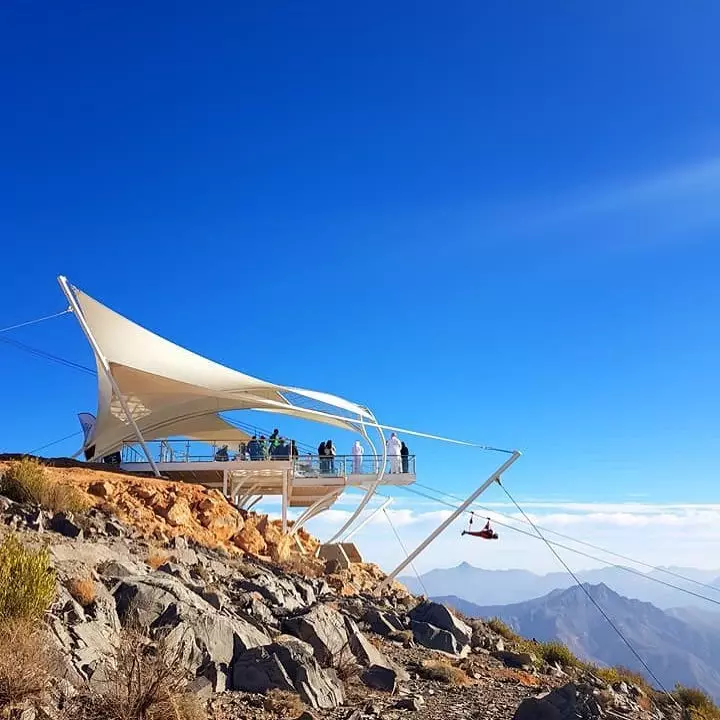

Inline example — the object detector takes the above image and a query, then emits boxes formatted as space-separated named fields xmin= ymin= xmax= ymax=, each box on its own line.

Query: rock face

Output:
xmin=232 ymin=643 xmax=345 ymax=708
xmin=284 ymin=604 xmax=352 ymax=666
xmin=113 ymin=573 xmax=270 ymax=690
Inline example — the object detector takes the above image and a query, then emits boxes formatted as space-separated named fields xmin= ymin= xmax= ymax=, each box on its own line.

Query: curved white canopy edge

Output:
xmin=60 ymin=280 xmax=374 ymax=459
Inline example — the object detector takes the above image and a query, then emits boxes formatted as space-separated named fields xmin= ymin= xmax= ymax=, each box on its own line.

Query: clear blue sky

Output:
xmin=2 ymin=0 xmax=720 ymax=518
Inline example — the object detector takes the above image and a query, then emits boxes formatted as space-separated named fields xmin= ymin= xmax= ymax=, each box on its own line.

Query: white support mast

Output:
xmin=376 ymin=450 xmax=521 ymax=592
xmin=57 ymin=276 xmax=162 ymax=478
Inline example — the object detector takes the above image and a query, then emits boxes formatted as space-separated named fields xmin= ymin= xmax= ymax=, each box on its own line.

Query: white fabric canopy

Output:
xmin=65 ymin=282 xmax=373 ymax=459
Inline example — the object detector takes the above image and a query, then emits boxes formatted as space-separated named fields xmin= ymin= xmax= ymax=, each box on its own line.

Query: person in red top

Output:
xmin=462 ymin=518 xmax=498 ymax=540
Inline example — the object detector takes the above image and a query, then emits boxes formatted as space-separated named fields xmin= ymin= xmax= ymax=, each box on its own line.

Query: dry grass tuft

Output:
xmin=147 ymin=550 xmax=171 ymax=570
xmin=67 ymin=577 xmax=97 ymax=607
xmin=0 ymin=534 xmax=56 ymax=622
xmin=262 ymin=689 xmax=305 ymax=718
xmin=673 ymin=685 xmax=720 ymax=720
xmin=388 ymin=629 xmax=414 ymax=646
xmin=67 ymin=625 xmax=206 ymax=720
xmin=536 ymin=640 xmax=579 ymax=668
xmin=326 ymin=640 xmax=360 ymax=682
xmin=0 ymin=620 xmax=61 ymax=712
xmin=486 ymin=617 xmax=520 ymax=642
xmin=0 ymin=457 xmax=89 ymax=514
xmin=419 ymin=659 xmax=470 ymax=686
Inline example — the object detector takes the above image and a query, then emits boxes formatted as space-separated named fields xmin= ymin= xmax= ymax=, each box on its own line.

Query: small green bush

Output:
xmin=1 ymin=457 xmax=88 ymax=514
xmin=537 ymin=640 xmax=580 ymax=668
xmin=0 ymin=534 xmax=56 ymax=621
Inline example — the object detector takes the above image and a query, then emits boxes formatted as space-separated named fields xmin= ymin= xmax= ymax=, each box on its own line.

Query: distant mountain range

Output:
xmin=434 ymin=584 xmax=720 ymax=702
xmin=400 ymin=562 xmax=720 ymax=609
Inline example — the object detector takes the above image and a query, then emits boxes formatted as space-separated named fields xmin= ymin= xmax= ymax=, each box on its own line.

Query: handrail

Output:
xmin=120 ymin=441 xmax=416 ymax=476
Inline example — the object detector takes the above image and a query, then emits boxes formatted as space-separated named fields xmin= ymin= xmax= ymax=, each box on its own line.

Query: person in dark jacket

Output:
xmin=318 ymin=441 xmax=327 ymax=473
xmin=400 ymin=441 xmax=409 ymax=473
xmin=325 ymin=439 xmax=336 ymax=473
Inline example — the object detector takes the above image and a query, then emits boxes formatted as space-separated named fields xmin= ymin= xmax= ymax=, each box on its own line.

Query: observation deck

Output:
xmin=120 ymin=440 xmax=416 ymax=517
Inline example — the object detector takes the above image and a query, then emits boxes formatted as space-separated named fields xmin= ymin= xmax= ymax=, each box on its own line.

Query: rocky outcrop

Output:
xmin=232 ymin=643 xmax=345 ymax=708
xmin=113 ymin=573 xmax=270 ymax=690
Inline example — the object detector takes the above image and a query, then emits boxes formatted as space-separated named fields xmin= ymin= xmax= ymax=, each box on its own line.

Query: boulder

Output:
xmin=494 ymin=649 xmax=536 ymax=669
xmin=408 ymin=601 xmax=471 ymax=648
xmin=104 ymin=519 xmax=124 ymax=536
xmin=344 ymin=616 xmax=409 ymax=681
xmin=97 ymin=560 xmax=146 ymax=579
xmin=512 ymin=684 xmax=598 ymax=720
xmin=411 ymin=620 xmax=466 ymax=656
xmin=231 ymin=524 xmax=267 ymax=555
xmin=88 ymin=481 xmax=114 ymax=499
xmin=50 ymin=512 xmax=83 ymax=539
xmin=232 ymin=643 xmax=345 ymax=709
xmin=160 ymin=497 xmax=194 ymax=527
xmin=284 ymin=604 xmax=350 ymax=666
xmin=361 ymin=664 xmax=399 ymax=692
xmin=238 ymin=570 xmax=308 ymax=613
xmin=364 ymin=608 xmax=405 ymax=636
xmin=274 ymin=634 xmax=316 ymax=659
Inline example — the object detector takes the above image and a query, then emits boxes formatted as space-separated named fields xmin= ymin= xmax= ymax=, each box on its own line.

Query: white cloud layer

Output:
xmin=247 ymin=497 xmax=720 ymax=576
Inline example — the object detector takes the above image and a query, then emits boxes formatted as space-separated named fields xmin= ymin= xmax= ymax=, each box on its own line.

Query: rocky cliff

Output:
xmin=0 ymin=458 xmax=686 ymax=720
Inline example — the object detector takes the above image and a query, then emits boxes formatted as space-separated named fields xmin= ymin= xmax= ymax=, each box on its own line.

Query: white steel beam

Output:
xmin=376 ymin=451 xmax=521 ymax=592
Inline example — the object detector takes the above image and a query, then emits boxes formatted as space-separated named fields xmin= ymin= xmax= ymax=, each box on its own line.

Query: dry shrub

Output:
xmin=388 ymin=629 xmax=414 ymax=645
xmin=147 ymin=550 xmax=171 ymax=570
xmin=419 ymin=660 xmax=470 ymax=686
xmin=536 ymin=640 xmax=579 ymax=668
xmin=262 ymin=689 xmax=304 ymax=718
xmin=67 ymin=577 xmax=97 ymax=607
xmin=0 ymin=457 xmax=89 ymax=514
xmin=0 ymin=534 xmax=56 ymax=621
xmin=0 ymin=620 xmax=61 ymax=712
xmin=486 ymin=617 xmax=519 ymax=642
xmin=326 ymin=641 xmax=359 ymax=682
xmin=68 ymin=626 xmax=206 ymax=720
xmin=674 ymin=685 xmax=720 ymax=720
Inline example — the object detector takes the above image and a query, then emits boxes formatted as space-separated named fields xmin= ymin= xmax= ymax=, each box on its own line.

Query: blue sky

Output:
xmin=2 ymin=1 xmax=720 ymax=572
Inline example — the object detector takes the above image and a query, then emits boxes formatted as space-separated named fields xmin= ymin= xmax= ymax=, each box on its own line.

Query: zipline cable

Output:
xmin=496 ymin=479 xmax=680 ymax=708
xmin=399 ymin=484 xmax=720 ymax=610
xmin=0 ymin=308 xmax=71 ymax=334
xmin=28 ymin=431 xmax=83 ymax=455
xmin=414 ymin=481 xmax=720 ymax=597
xmin=0 ymin=336 xmax=95 ymax=375
xmin=383 ymin=507 xmax=429 ymax=597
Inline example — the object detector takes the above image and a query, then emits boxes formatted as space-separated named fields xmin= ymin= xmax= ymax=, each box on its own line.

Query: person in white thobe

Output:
xmin=351 ymin=440 xmax=364 ymax=474
xmin=387 ymin=433 xmax=402 ymax=474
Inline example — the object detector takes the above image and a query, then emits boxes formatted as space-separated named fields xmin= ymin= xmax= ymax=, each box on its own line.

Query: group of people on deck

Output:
xmin=215 ymin=429 xmax=410 ymax=474
xmin=347 ymin=432 xmax=410 ymax=474
xmin=216 ymin=429 xmax=299 ymax=461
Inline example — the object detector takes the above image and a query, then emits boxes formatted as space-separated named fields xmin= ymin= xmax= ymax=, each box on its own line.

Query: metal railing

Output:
xmin=120 ymin=441 xmax=416 ymax=477
xmin=294 ymin=454 xmax=416 ymax=477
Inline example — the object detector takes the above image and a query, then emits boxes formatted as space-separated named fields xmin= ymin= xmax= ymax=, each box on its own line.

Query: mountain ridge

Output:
xmin=433 ymin=583 xmax=720 ymax=702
